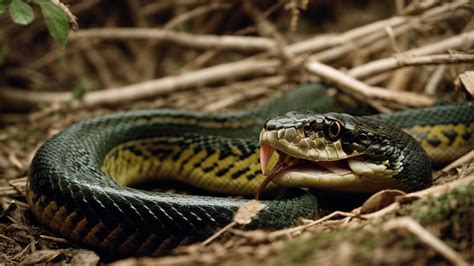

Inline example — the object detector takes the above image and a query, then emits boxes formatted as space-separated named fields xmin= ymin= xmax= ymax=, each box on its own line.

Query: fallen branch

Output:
xmin=1 ymin=1 xmax=469 ymax=108
xmin=81 ymin=59 xmax=279 ymax=106
xmin=384 ymin=217 xmax=469 ymax=266
xmin=348 ymin=31 xmax=474 ymax=79
xmin=305 ymin=61 xmax=435 ymax=107
xmin=70 ymin=28 xmax=276 ymax=52
xmin=393 ymin=53 xmax=474 ymax=66
xmin=310 ymin=1 xmax=470 ymax=63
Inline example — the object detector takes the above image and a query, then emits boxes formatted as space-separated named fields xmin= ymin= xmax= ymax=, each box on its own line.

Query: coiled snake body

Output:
xmin=27 ymin=84 xmax=473 ymax=257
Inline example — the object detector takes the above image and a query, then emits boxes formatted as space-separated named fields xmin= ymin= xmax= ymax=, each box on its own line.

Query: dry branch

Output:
xmin=1 ymin=1 xmax=470 ymax=108
xmin=425 ymin=65 xmax=448 ymax=95
xmin=81 ymin=59 xmax=279 ymax=106
xmin=348 ymin=31 xmax=474 ymax=79
xmin=305 ymin=61 xmax=435 ymax=107
xmin=163 ymin=3 xmax=231 ymax=30
xmin=384 ymin=217 xmax=469 ymax=265
xmin=309 ymin=1 xmax=470 ymax=63
xmin=393 ymin=53 xmax=474 ymax=66
xmin=69 ymin=28 xmax=276 ymax=52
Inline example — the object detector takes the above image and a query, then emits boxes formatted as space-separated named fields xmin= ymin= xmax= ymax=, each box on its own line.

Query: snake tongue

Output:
xmin=255 ymin=159 xmax=287 ymax=200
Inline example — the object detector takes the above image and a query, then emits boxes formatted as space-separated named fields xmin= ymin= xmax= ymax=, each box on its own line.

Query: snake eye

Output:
xmin=328 ymin=121 xmax=341 ymax=140
xmin=303 ymin=125 xmax=312 ymax=137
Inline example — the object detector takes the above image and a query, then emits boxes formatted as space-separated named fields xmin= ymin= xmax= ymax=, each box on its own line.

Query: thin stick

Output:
xmin=164 ymin=3 xmax=231 ymax=30
xmin=306 ymin=61 xmax=434 ymax=107
xmin=393 ymin=53 xmax=474 ymax=66
xmin=82 ymin=59 xmax=279 ymax=106
xmin=407 ymin=173 xmax=474 ymax=199
xmin=268 ymin=211 xmax=357 ymax=239
xmin=70 ymin=28 xmax=276 ymax=52
xmin=441 ymin=151 xmax=474 ymax=173
xmin=39 ymin=234 xmax=70 ymax=244
xmin=362 ymin=173 xmax=474 ymax=219
xmin=425 ymin=65 xmax=448 ymax=95
xmin=2 ymin=2 xmax=469 ymax=107
xmin=201 ymin=221 xmax=236 ymax=246
xmin=384 ymin=217 xmax=469 ymax=266
xmin=348 ymin=31 xmax=474 ymax=79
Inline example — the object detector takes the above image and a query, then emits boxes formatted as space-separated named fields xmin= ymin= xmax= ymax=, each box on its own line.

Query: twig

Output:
xmin=70 ymin=28 xmax=276 ymax=52
xmin=267 ymin=211 xmax=357 ymax=239
xmin=363 ymin=72 xmax=392 ymax=86
xmin=384 ymin=217 xmax=469 ymax=266
xmin=164 ymin=3 xmax=231 ymax=30
xmin=201 ymin=222 xmax=236 ymax=247
xmin=8 ymin=152 xmax=24 ymax=170
xmin=81 ymin=59 xmax=279 ymax=106
xmin=348 ymin=31 xmax=474 ymax=79
xmin=243 ymin=0 xmax=293 ymax=63
xmin=2 ymin=1 xmax=469 ymax=108
xmin=39 ymin=234 xmax=70 ymax=244
xmin=310 ymin=1 xmax=470 ymax=63
xmin=362 ymin=173 xmax=474 ymax=219
xmin=0 ymin=88 xmax=71 ymax=106
xmin=441 ymin=151 xmax=474 ymax=173
xmin=203 ymin=76 xmax=285 ymax=111
xmin=387 ymin=67 xmax=415 ymax=91
xmin=406 ymin=173 xmax=474 ymax=199
xmin=0 ymin=234 xmax=15 ymax=243
xmin=394 ymin=53 xmax=474 ymax=66
xmin=51 ymin=0 xmax=78 ymax=30
xmin=305 ymin=61 xmax=435 ymax=107
xmin=425 ymin=65 xmax=448 ymax=95
xmin=79 ymin=40 xmax=116 ymax=88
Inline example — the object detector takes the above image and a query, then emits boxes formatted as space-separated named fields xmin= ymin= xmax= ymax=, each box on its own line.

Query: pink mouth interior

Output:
xmin=256 ymin=144 xmax=353 ymax=199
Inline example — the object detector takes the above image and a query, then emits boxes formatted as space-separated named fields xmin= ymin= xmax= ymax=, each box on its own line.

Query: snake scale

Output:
xmin=27 ymin=84 xmax=473 ymax=258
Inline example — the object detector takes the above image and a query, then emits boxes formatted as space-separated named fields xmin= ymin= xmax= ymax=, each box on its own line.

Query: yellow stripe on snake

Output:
xmin=27 ymin=84 xmax=473 ymax=258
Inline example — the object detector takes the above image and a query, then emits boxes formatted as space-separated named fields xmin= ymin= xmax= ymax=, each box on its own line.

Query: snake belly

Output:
xmin=26 ymin=84 xmax=473 ymax=257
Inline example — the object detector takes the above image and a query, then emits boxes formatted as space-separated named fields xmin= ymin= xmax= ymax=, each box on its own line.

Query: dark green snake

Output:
xmin=27 ymin=84 xmax=473 ymax=258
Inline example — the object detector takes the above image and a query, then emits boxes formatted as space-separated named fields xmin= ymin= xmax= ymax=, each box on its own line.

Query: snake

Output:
xmin=26 ymin=84 xmax=473 ymax=258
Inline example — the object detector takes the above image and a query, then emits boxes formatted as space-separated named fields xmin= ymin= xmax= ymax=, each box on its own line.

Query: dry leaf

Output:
xmin=233 ymin=200 xmax=266 ymax=225
xmin=456 ymin=71 xmax=474 ymax=97
xmin=360 ymin=189 xmax=405 ymax=214
xmin=21 ymin=250 xmax=62 ymax=264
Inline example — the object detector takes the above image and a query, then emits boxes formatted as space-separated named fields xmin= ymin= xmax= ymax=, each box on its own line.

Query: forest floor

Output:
xmin=0 ymin=0 xmax=473 ymax=265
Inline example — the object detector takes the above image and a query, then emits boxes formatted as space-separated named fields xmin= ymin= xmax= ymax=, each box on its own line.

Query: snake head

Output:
xmin=258 ymin=111 xmax=403 ymax=193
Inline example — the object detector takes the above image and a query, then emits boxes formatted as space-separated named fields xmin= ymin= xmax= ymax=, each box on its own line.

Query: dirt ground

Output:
xmin=0 ymin=1 xmax=473 ymax=264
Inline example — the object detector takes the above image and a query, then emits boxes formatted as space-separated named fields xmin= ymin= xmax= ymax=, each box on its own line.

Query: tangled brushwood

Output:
xmin=0 ymin=0 xmax=473 ymax=264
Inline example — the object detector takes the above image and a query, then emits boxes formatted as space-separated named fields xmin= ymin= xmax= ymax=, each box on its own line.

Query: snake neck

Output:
xmin=368 ymin=102 xmax=474 ymax=165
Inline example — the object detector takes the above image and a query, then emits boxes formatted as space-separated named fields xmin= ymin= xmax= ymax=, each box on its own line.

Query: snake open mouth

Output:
xmin=255 ymin=142 xmax=400 ymax=198
xmin=256 ymin=144 xmax=359 ymax=199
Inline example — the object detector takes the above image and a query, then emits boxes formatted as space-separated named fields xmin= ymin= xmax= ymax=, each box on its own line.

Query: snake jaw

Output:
xmin=258 ymin=141 xmax=399 ymax=193
xmin=259 ymin=112 xmax=405 ymax=193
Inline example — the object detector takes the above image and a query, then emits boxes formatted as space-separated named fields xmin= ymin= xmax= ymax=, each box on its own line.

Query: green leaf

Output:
xmin=0 ymin=4 xmax=5 ymax=15
xmin=9 ymin=0 xmax=34 ymax=25
xmin=72 ymin=82 xmax=87 ymax=101
xmin=36 ymin=1 xmax=69 ymax=46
